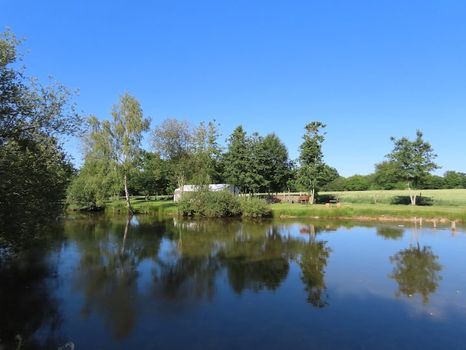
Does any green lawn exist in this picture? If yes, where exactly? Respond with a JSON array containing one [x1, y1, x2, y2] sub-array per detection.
[[271, 202, 466, 222], [106, 197, 177, 215]]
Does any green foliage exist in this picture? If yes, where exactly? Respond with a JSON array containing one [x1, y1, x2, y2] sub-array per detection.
[[70, 96, 150, 212], [128, 151, 170, 196], [239, 197, 272, 218], [423, 174, 445, 189], [343, 175, 373, 191], [67, 157, 119, 209], [258, 134, 293, 193], [0, 30, 82, 146], [178, 190, 241, 217], [223, 126, 253, 193], [0, 138, 74, 224], [443, 171, 466, 189], [386, 130, 439, 189], [152, 118, 192, 161], [297, 121, 327, 203], [373, 161, 404, 190], [177, 191, 271, 218], [190, 120, 223, 185], [151, 118, 224, 189], [0, 30, 80, 239]]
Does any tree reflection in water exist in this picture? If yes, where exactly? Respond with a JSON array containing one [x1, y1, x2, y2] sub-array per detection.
[[67, 217, 335, 342], [68, 216, 162, 339], [0, 225, 63, 349], [297, 224, 332, 308], [376, 226, 405, 240], [390, 235, 442, 304]]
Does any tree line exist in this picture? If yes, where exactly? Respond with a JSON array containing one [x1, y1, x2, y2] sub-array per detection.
[[2, 28, 465, 223], [69, 108, 460, 209]]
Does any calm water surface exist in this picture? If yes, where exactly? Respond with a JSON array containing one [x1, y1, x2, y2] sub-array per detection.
[[1, 216, 466, 349]]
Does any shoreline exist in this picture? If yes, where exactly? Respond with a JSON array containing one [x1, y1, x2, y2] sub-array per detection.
[[70, 200, 465, 225], [270, 203, 465, 223]]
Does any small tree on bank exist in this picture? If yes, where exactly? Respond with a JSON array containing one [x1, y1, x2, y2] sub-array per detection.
[[297, 122, 327, 204], [386, 130, 439, 205]]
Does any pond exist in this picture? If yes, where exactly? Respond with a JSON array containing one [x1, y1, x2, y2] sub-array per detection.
[[1, 216, 466, 349]]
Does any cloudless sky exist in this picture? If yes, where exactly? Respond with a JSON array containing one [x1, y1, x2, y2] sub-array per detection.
[[2, 0, 466, 176]]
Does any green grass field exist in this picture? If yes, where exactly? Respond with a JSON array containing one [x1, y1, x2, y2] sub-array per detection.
[[270, 202, 466, 222], [320, 189, 466, 206]]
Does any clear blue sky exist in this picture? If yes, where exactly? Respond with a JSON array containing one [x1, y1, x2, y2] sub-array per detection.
[[2, 0, 466, 176]]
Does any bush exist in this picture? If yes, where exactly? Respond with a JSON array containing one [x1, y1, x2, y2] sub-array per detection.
[[240, 197, 272, 218], [177, 191, 271, 218], [178, 190, 241, 217]]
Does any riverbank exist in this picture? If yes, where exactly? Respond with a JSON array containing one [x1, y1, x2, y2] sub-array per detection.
[[104, 199, 178, 216], [271, 203, 466, 223], [81, 198, 466, 223]]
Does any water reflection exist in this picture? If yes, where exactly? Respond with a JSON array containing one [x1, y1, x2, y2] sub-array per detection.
[[1, 216, 464, 349], [66, 216, 162, 339], [377, 226, 405, 240], [0, 225, 63, 349], [390, 243, 442, 304], [298, 225, 332, 307]]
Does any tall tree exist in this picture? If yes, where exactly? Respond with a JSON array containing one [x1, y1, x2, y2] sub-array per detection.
[[256, 133, 291, 193], [191, 120, 223, 185], [152, 118, 193, 189], [223, 126, 251, 193], [297, 121, 327, 203], [0, 30, 81, 237], [386, 130, 439, 205], [0, 30, 81, 145], [74, 96, 149, 213], [109, 94, 150, 213]]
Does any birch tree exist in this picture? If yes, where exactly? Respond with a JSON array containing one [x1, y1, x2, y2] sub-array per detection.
[[110, 93, 150, 213]]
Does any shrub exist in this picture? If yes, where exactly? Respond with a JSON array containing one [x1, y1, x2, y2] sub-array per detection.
[[177, 191, 272, 218], [240, 197, 272, 218], [178, 190, 241, 217]]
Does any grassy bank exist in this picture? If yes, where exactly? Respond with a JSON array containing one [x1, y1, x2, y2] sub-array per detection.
[[105, 198, 177, 216], [71, 189, 466, 223], [320, 189, 466, 206], [271, 202, 466, 222]]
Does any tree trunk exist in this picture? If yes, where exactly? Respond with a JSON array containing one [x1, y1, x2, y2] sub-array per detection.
[[407, 183, 417, 206], [309, 188, 315, 204], [124, 173, 133, 214]]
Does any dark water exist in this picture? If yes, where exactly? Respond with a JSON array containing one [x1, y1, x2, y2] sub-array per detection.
[[1, 216, 466, 349]]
